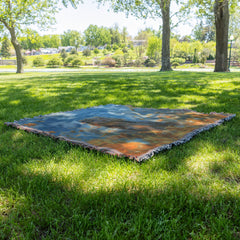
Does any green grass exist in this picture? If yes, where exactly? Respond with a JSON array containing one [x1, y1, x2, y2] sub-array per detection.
[[0, 71, 239, 239]]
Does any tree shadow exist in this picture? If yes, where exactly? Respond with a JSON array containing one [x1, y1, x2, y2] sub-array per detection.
[[0, 71, 240, 239]]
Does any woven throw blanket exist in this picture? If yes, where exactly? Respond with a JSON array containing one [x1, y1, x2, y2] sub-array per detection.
[[5, 104, 235, 162]]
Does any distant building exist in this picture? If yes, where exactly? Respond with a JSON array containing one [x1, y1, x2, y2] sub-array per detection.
[[39, 48, 58, 54], [58, 46, 75, 53], [132, 40, 147, 47]]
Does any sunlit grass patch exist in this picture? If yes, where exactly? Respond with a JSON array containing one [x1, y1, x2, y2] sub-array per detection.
[[0, 71, 239, 239]]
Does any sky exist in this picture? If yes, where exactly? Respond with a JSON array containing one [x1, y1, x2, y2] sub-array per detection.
[[40, 1, 195, 37]]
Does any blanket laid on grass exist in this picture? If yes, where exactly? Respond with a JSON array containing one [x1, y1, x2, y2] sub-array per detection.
[[5, 104, 235, 162]]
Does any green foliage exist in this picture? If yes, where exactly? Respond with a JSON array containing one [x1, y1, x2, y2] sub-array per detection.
[[22, 56, 28, 65], [71, 57, 83, 67], [122, 47, 128, 53], [103, 49, 108, 55], [106, 44, 112, 51], [112, 55, 123, 67], [33, 56, 45, 67], [84, 25, 111, 47], [171, 62, 180, 68], [0, 37, 11, 59], [60, 49, 68, 60], [0, 1, 59, 32], [112, 44, 119, 51], [19, 29, 42, 51], [64, 55, 83, 67], [40, 34, 61, 48], [146, 36, 161, 63], [109, 24, 121, 45], [144, 58, 157, 67], [47, 57, 63, 68], [61, 30, 83, 49], [93, 48, 100, 54], [64, 55, 76, 66], [133, 58, 144, 67], [0, 72, 240, 239], [170, 58, 186, 65], [102, 57, 116, 67], [70, 48, 78, 55], [82, 49, 91, 57]]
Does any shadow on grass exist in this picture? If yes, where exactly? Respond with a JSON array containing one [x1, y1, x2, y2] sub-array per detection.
[[0, 71, 240, 239]]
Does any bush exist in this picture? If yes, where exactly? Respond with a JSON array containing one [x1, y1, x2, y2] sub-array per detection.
[[94, 58, 101, 66], [22, 56, 28, 65], [33, 56, 45, 67], [71, 57, 83, 67], [82, 49, 91, 57], [170, 58, 185, 65], [60, 49, 68, 60], [171, 62, 180, 68], [112, 44, 119, 51], [47, 57, 63, 68], [64, 56, 75, 66], [122, 47, 128, 53], [112, 55, 123, 67], [106, 45, 112, 51], [70, 48, 78, 55], [102, 57, 116, 67], [103, 49, 108, 55], [93, 48, 99, 54], [144, 58, 156, 67], [133, 58, 143, 67]]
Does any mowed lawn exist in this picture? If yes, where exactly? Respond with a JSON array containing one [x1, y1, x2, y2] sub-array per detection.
[[0, 71, 239, 239]]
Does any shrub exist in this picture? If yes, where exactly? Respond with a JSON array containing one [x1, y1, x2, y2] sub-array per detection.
[[47, 57, 62, 68], [60, 49, 68, 60], [112, 55, 123, 67], [133, 58, 143, 67], [171, 62, 180, 68], [22, 56, 28, 65], [82, 49, 91, 57], [106, 45, 112, 51], [122, 47, 128, 53], [103, 49, 108, 55], [114, 49, 124, 55], [112, 44, 119, 51], [144, 58, 156, 67], [33, 56, 45, 67], [170, 58, 185, 65], [64, 56, 75, 66], [94, 48, 99, 54], [102, 57, 116, 67], [94, 58, 101, 66], [71, 57, 83, 67], [70, 48, 78, 55]]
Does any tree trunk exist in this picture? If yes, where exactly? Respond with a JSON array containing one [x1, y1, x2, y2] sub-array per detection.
[[9, 27, 24, 73], [160, 0, 172, 71], [214, 0, 229, 72]]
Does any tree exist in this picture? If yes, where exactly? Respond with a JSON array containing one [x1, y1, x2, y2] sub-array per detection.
[[109, 24, 121, 45], [121, 27, 129, 44], [39, 34, 61, 48], [188, 0, 239, 72], [96, 0, 177, 71], [193, 21, 215, 42], [0, 0, 82, 73], [146, 36, 162, 63], [229, 5, 240, 40], [61, 30, 83, 49], [1, 36, 11, 59], [214, 0, 229, 71], [84, 25, 111, 47], [20, 29, 42, 51]]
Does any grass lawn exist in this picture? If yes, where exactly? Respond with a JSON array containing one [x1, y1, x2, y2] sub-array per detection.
[[0, 71, 239, 239]]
